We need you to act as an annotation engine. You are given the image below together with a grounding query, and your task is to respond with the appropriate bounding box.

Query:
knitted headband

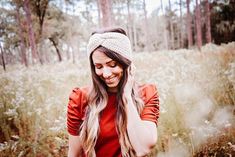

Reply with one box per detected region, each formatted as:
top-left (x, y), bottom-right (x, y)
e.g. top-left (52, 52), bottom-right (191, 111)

top-left (87, 32), bottom-right (132, 61)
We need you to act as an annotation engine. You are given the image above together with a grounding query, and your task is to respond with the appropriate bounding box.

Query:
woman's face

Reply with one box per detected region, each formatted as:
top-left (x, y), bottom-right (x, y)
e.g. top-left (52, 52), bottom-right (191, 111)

top-left (92, 50), bottom-right (123, 92)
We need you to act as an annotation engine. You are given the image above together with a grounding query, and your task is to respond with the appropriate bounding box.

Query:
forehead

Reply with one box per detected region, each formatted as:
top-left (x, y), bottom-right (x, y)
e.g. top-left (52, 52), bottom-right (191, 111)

top-left (92, 49), bottom-right (113, 64)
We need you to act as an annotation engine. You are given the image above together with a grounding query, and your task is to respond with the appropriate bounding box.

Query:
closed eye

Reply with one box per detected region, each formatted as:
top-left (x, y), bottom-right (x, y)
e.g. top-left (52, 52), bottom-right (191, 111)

top-left (108, 61), bottom-right (117, 68)
top-left (94, 61), bottom-right (117, 69)
top-left (94, 64), bottom-right (102, 69)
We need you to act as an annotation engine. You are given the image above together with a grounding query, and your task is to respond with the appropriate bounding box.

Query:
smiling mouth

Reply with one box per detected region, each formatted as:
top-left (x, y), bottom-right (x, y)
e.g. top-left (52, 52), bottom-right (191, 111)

top-left (105, 76), bottom-right (117, 84)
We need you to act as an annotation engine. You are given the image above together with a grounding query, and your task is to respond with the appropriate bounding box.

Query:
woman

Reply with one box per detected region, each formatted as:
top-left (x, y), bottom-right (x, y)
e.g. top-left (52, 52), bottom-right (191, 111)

top-left (67, 27), bottom-right (160, 157)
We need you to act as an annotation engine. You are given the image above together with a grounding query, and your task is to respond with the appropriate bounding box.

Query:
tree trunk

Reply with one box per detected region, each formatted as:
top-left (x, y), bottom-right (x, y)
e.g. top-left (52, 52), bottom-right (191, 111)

top-left (96, 0), bottom-right (101, 27)
top-left (161, 0), bottom-right (169, 49)
top-left (177, 26), bottom-right (180, 49)
top-left (179, 0), bottom-right (183, 47)
top-left (205, 0), bottom-right (212, 43)
top-left (143, 0), bottom-right (150, 52)
top-left (35, 0), bottom-right (48, 37)
top-left (0, 44), bottom-right (6, 71)
top-left (49, 38), bottom-right (62, 62)
top-left (168, 0), bottom-right (174, 49)
top-left (16, 7), bottom-right (28, 67)
top-left (186, 0), bottom-right (193, 48)
top-left (36, 0), bottom-right (48, 64)
top-left (72, 43), bottom-right (77, 64)
top-left (126, 0), bottom-right (134, 50)
top-left (195, 0), bottom-right (202, 49)
top-left (98, 0), bottom-right (113, 27)
top-left (23, 0), bottom-right (43, 64)
top-left (133, 17), bottom-right (137, 51)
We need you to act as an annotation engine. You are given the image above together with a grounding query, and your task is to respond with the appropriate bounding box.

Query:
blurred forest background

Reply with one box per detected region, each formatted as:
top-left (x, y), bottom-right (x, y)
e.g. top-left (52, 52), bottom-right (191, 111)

top-left (0, 0), bottom-right (235, 157)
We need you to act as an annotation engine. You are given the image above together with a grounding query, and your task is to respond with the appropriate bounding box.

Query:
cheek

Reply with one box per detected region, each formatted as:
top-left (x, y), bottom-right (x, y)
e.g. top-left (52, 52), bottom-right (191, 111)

top-left (113, 67), bottom-right (123, 76)
top-left (95, 69), bottom-right (102, 76)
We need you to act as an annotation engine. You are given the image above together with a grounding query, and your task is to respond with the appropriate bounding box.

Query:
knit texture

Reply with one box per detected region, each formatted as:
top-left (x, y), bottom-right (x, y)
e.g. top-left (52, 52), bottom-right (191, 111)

top-left (87, 32), bottom-right (132, 61)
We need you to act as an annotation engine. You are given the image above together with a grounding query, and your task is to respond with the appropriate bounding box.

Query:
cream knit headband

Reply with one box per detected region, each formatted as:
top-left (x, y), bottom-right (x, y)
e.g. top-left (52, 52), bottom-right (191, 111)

top-left (87, 32), bottom-right (132, 60)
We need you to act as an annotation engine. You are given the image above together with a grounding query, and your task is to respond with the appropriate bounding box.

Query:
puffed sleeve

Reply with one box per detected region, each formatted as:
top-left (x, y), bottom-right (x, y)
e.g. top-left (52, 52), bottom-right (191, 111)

top-left (140, 84), bottom-right (160, 125)
top-left (67, 87), bottom-right (88, 136)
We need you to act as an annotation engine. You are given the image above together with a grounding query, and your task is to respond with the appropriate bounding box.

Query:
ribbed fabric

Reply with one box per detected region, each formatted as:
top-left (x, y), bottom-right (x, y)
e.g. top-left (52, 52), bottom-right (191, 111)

top-left (87, 32), bottom-right (132, 61)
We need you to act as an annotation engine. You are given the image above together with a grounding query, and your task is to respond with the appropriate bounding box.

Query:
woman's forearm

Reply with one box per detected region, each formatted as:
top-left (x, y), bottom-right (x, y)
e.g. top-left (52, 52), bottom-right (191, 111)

top-left (68, 135), bottom-right (83, 157)
top-left (126, 97), bottom-right (157, 157)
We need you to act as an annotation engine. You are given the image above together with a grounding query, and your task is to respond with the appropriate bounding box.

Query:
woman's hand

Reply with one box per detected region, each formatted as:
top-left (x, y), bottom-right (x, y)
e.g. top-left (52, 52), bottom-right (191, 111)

top-left (124, 64), bottom-right (135, 100)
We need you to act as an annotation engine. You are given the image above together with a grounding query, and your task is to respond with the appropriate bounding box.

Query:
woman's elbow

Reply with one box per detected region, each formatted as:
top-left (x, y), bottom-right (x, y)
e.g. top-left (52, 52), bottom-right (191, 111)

top-left (136, 133), bottom-right (158, 156)
top-left (136, 141), bottom-right (157, 156)
top-left (135, 146), bottom-right (153, 157)
top-left (152, 131), bottom-right (158, 145)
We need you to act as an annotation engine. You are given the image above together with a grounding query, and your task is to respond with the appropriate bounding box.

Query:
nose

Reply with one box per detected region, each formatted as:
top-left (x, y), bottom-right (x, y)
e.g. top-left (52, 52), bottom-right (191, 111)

top-left (102, 67), bottom-right (112, 78)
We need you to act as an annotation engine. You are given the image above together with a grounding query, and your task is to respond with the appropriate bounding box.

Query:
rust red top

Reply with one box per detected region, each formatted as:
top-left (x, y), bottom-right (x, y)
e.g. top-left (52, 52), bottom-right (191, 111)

top-left (67, 84), bottom-right (160, 157)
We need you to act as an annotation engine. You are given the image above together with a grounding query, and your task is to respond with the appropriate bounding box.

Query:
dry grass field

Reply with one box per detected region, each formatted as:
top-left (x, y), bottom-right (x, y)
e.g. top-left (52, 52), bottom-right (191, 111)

top-left (0, 42), bottom-right (234, 157)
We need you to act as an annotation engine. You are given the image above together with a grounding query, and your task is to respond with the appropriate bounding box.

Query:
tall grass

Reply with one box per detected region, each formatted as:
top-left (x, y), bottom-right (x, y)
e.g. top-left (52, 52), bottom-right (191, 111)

top-left (0, 42), bottom-right (234, 156)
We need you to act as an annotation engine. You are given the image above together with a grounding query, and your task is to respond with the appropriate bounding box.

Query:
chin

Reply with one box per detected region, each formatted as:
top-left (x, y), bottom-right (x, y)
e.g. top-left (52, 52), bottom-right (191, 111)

top-left (106, 82), bottom-right (120, 89)
top-left (107, 84), bottom-right (118, 88)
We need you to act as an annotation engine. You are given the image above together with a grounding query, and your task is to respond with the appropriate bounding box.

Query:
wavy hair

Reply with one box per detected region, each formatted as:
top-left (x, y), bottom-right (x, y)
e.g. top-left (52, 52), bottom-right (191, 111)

top-left (80, 28), bottom-right (144, 157)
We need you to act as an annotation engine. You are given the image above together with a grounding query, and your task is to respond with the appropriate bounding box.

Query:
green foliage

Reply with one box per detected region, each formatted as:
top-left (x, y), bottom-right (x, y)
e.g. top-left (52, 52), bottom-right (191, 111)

top-left (211, 1), bottom-right (235, 44)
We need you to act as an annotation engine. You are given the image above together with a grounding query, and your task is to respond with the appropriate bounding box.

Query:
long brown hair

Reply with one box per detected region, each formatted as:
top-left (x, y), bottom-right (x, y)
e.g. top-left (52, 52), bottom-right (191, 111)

top-left (80, 28), bottom-right (144, 157)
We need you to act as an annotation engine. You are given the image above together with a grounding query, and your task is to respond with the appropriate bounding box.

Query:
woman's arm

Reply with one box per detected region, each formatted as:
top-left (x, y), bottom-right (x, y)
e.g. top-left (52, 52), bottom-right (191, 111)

top-left (126, 97), bottom-right (158, 157)
top-left (68, 134), bottom-right (83, 157)
top-left (67, 87), bottom-right (89, 156)
top-left (124, 69), bottom-right (159, 156)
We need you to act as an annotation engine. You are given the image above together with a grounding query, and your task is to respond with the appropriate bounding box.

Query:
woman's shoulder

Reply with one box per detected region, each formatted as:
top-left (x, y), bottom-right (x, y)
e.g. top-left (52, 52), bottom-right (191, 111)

top-left (69, 86), bottom-right (90, 97)
top-left (139, 83), bottom-right (158, 94)
top-left (68, 86), bottom-right (90, 109)
top-left (67, 86), bottom-right (90, 135)
top-left (138, 83), bottom-right (158, 101)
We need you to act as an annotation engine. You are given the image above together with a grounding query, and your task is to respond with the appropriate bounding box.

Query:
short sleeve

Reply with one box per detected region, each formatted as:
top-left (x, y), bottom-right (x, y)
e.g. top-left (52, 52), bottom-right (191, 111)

top-left (67, 87), bottom-right (88, 136)
top-left (140, 84), bottom-right (160, 125)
